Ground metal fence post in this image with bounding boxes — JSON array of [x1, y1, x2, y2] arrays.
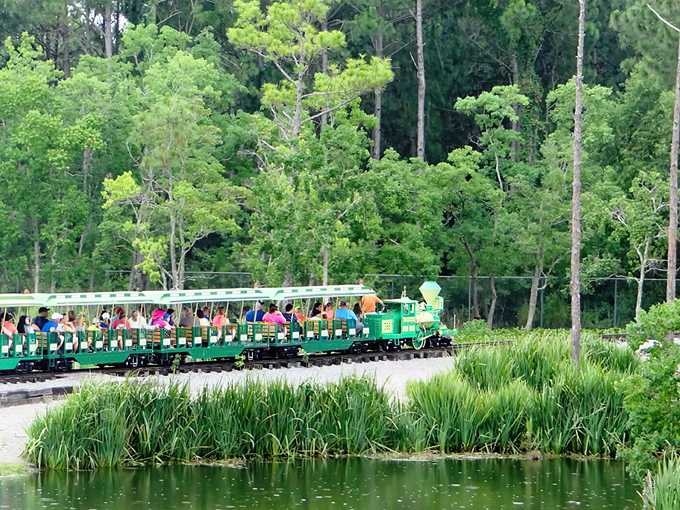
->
[[614, 279, 618, 328], [468, 277, 472, 321]]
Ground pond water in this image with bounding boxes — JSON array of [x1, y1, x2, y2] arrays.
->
[[0, 458, 640, 510]]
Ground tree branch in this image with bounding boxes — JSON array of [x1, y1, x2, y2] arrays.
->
[[648, 4, 680, 33]]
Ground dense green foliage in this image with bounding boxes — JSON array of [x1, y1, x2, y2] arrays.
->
[[24, 331, 635, 469], [0, 0, 679, 327]]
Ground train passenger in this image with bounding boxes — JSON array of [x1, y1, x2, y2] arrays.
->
[[2, 313, 18, 351], [128, 310, 149, 329], [32, 307, 50, 332], [87, 318, 100, 331], [112, 311, 131, 330], [66, 311, 77, 332], [263, 304, 285, 323], [323, 303, 334, 320], [294, 307, 306, 322], [282, 304, 298, 323], [353, 303, 362, 318], [309, 302, 322, 318], [202, 306, 211, 322], [179, 308, 200, 328], [151, 310, 172, 330], [335, 301, 363, 333], [245, 301, 265, 322], [17, 315, 32, 335], [197, 309, 211, 327], [99, 311, 112, 330], [309, 309, 323, 320], [163, 309, 176, 326], [361, 294, 383, 314], [212, 306, 228, 326], [41, 313, 66, 351], [16, 315, 32, 354]]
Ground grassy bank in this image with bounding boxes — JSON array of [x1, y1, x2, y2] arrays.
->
[[24, 331, 637, 469]]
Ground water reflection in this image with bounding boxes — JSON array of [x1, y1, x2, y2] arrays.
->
[[0, 458, 640, 510]]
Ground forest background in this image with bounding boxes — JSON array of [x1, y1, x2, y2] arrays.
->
[[0, 0, 677, 330]]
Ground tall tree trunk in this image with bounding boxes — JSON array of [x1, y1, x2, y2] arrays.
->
[[33, 239, 40, 294], [525, 264, 542, 330], [103, 2, 113, 59], [61, 23, 71, 78], [283, 270, 293, 287], [372, 11, 384, 161], [168, 176, 179, 289], [321, 245, 329, 285], [510, 53, 520, 161], [571, 0, 586, 366], [667, 36, 680, 302], [415, 0, 426, 161], [320, 17, 329, 130], [636, 239, 652, 320], [648, 5, 680, 302], [471, 273, 479, 319], [487, 274, 497, 329]]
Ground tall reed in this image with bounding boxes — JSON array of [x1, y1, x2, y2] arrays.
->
[[644, 454, 680, 510]]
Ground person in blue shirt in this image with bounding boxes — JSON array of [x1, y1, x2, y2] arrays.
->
[[245, 301, 265, 322], [334, 301, 363, 333], [41, 313, 65, 351], [282, 303, 298, 323]]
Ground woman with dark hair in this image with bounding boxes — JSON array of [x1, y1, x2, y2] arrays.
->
[[309, 302, 322, 318], [353, 303, 362, 318], [17, 315, 32, 335], [263, 303, 286, 331]]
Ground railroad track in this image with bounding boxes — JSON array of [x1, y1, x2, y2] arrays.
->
[[0, 341, 512, 406]]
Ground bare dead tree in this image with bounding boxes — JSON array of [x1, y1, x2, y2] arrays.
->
[[647, 4, 680, 302], [571, 0, 586, 367], [415, 0, 426, 161]]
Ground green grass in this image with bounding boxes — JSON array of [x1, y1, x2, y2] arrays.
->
[[24, 330, 638, 469]]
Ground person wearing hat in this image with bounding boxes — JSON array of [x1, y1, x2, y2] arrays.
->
[[87, 317, 100, 332], [41, 312, 66, 351], [99, 311, 112, 330], [32, 307, 50, 332]]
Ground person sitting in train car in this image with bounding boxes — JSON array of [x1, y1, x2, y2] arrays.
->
[[309, 302, 322, 318], [129, 310, 149, 329], [2, 312, 18, 351], [361, 294, 383, 314], [202, 306, 211, 322], [112, 310, 131, 330], [99, 311, 113, 330], [151, 309, 173, 330], [16, 315, 32, 353], [162, 309, 176, 326], [323, 303, 334, 320], [263, 304, 285, 323], [353, 303, 363, 318], [32, 307, 50, 332], [309, 308, 323, 320], [41, 313, 66, 351], [212, 306, 228, 326], [335, 301, 363, 333], [87, 318, 99, 332], [282, 304, 296, 323], [66, 310, 77, 332], [196, 309, 211, 327], [245, 301, 265, 322], [179, 308, 200, 328], [294, 307, 306, 322]]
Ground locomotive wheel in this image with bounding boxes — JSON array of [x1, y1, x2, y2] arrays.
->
[[412, 332, 426, 350]]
